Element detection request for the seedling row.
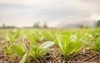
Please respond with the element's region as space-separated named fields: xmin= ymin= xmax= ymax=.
xmin=0 ymin=29 xmax=100 ymax=63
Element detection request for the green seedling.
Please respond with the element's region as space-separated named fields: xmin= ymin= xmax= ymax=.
xmin=56 ymin=34 xmax=83 ymax=57
xmin=29 ymin=41 xmax=54 ymax=59
xmin=11 ymin=43 xmax=28 ymax=63
xmin=28 ymin=33 xmax=35 ymax=46
xmin=90 ymin=33 xmax=100 ymax=51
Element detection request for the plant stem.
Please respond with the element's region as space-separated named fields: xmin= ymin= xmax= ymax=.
xmin=11 ymin=54 xmax=14 ymax=63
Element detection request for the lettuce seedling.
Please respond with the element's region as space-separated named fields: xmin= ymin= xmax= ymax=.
xmin=29 ymin=41 xmax=54 ymax=59
xmin=11 ymin=43 xmax=27 ymax=56
xmin=90 ymin=35 xmax=100 ymax=51
xmin=56 ymin=34 xmax=83 ymax=57
xmin=30 ymin=30 xmax=43 ymax=42
xmin=11 ymin=43 xmax=28 ymax=63
xmin=2 ymin=29 xmax=21 ymax=59
xmin=28 ymin=33 xmax=35 ymax=46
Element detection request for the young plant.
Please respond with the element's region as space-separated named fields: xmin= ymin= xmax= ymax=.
xmin=30 ymin=30 xmax=43 ymax=42
xmin=43 ymin=32 xmax=57 ymax=41
xmin=11 ymin=43 xmax=27 ymax=56
xmin=80 ymin=33 xmax=93 ymax=45
xmin=10 ymin=41 xmax=54 ymax=63
xmin=29 ymin=41 xmax=54 ymax=59
xmin=4 ymin=29 xmax=20 ymax=47
xmin=2 ymin=29 xmax=20 ymax=53
xmin=56 ymin=34 xmax=83 ymax=57
xmin=79 ymin=33 xmax=94 ymax=53
xmin=28 ymin=33 xmax=35 ymax=46
xmin=11 ymin=42 xmax=28 ymax=63
xmin=90 ymin=32 xmax=100 ymax=51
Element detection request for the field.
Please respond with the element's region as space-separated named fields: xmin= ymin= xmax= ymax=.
xmin=0 ymin=28 xmax=100 ymax=63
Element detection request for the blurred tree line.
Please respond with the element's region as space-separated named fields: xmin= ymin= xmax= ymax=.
xmin=0 ymin=22 xmax=48 ymax=29
xmin=33 ymin=22 xmax=48 ymax=28
xmin=1 ymin=20 xmax=100 ymax=28
xmin=97 ymin=20 xmax=100 ymax=27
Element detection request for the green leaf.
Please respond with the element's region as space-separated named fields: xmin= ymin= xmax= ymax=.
xmin=28 ymin=34 xmax=35 ymax=46
xmin=11 ymin=44 xmax=26 ymax=56
xmin=30 ymin=41 xmax=54 ymax=59
xmin=19 ymin=53 xmax=27 ymax=63
xmin=57 ymin=34 xmax=82 ymax=57
xmin=20 ymin=43 xmax=27 ymax=52
xmin=30 ymin=45 xmax=42 ymax=59
xmin=40 ymin=41 xmax=54 ymax=49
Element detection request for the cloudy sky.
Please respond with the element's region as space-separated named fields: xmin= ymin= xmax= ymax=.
xmin=0 ymin=0 xmax=100 ymax=27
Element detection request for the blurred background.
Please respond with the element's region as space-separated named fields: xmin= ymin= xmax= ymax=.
xmin=0 ymin=0 xmax=100 ymax=28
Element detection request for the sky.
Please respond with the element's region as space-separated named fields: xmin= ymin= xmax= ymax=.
xmin=0 ymin=0 xmax=100 ymax=27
